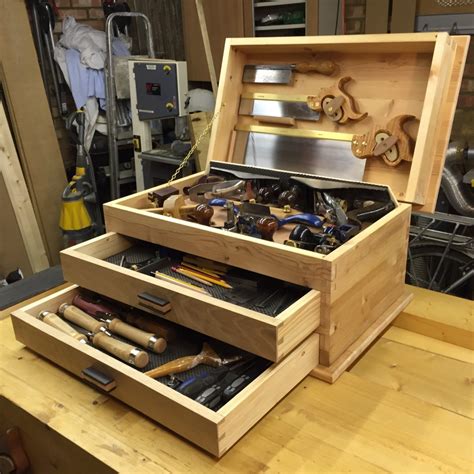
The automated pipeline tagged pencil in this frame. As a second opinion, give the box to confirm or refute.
[154,271,209,294]
[180,262,222,278]
[172,267,214,287]
[176,266,232,289]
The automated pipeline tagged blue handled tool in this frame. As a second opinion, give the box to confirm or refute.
[275,213,323,229]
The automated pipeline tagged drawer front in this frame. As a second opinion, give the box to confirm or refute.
[11,286,319,457]
[61,233,320,362]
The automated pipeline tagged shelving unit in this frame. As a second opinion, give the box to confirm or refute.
[252,0,316,37]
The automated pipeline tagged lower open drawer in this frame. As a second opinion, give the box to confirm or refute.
[60,232,320,362]
[11,285,319,457]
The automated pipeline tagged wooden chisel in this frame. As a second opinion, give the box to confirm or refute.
[72,294,176,342]
[71,296,167,353]
[37,311,88,343]
[88,328,150,368]
[58,303,104,333]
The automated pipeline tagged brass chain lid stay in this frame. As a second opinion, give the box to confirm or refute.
[167,104,225,185]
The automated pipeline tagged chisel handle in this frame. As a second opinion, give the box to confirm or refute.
[91,331,149,368]
[72,294,115,317]
[107,318,167,353]
[37,311,87,343]
[124,313,176,342]
[294,60,336,76]
[58,303,104,333]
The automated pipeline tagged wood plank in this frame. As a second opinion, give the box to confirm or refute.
[0,397,114,474]
[390,0,416,33]
[350,337,474,419]
[394,286,474,349]
[405,33,455,204]
[413,36,470,213]
[306,0,319,35]
[383,326,474,364]
[312,291,413,383]
[181,0,246,82]
[365,0,389,33]
[0,174,33,278]
[195,0,218,94]
[0,101,49,273]
[0,0,67,265]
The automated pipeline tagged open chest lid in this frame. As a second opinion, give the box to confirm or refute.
[205,33,470,212]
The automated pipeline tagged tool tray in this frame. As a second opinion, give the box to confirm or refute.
[60,232,320,361]
[11,285,317,456]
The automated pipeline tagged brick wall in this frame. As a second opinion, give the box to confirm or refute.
[55,0,105,33]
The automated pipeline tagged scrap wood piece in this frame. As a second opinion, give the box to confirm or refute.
[0,101,49,273]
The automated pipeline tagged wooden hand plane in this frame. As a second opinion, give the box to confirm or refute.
[351,114,417,167]
[307,76,367,124]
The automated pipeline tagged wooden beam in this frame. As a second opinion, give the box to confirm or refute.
[391,0,416,33]
[0,101,49,273]
[0,0,67,265]
[394,286,474,350]
[195,0,218,95]
[365,0,389,33]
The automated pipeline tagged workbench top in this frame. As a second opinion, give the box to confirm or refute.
[0,286,472,473]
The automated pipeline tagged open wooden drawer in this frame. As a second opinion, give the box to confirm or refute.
[60,232,320,362]
[11,285,319,457]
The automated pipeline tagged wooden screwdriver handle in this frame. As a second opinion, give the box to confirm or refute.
[38,311,87,343]
[92,332,149,368]
[124,314,176,342]
[294,60,336,76]
[107,318,167,353]
[59,303,104,333]
[145,355,202,379]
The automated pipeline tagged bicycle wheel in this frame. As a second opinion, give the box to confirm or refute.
[406,243,473,300]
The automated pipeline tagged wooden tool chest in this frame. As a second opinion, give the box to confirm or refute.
[10,33,469,456]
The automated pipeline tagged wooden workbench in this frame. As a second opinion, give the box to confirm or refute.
[0,285,472,473]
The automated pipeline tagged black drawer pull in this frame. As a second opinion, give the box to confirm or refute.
[81,367,117,393]
[137,292,171,314]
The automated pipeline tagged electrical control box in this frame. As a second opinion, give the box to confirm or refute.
[133,60,188,120]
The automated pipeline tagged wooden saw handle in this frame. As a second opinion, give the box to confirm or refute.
[107,318,167,353]
[59,303,104,333]
[92,331,149,368]
[294,60,336,76]
[38,311,87,343]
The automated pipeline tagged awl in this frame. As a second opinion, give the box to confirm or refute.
[243,61,336,84]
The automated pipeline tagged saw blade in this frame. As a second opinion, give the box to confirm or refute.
[239,98,320,122]
[242,65,293,84]
[238,131,366,182]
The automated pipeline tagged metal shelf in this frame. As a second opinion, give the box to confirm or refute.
[255,23,306,31]
[254,0,306,7]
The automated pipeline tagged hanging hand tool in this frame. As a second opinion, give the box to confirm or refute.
[307,77,367,124]
[242,60,337,84]
[144,343,242,379]
[37,311,88,343]
[187,180,250,203]
[88,327,150,368]
[352,115,417,166]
